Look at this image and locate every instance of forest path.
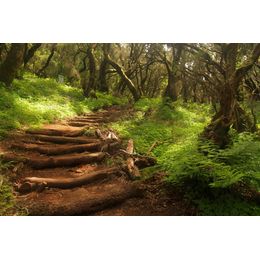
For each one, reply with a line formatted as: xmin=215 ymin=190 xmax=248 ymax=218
xmin=1 ymin=106 xmax=195 ymax=215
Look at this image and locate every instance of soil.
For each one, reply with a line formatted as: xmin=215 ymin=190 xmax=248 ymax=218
xmin=0 ymin=106 xmax=197 ymax=216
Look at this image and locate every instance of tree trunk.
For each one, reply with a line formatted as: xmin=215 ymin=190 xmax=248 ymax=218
xmin=202 ymin=44 xmax=260 ymax=148
xmin=164 ymin=72 xmax=178 ymax=101
xmin=23 ymin=43 xmax=42 ymax=67
xmin=37 ymin=44 xmax=56 ymax=76
xmin=104 ymin=52 xmax=140 ymax=101
xmin=202 ymin=82 xmax=255 ymax=148
xmin=0 ymin=43 xmax=26 ymax=86
xmin=82 ymin=45 xmax=97 ymax=97
xmin=98 ymin=59 xmax=108 ymax=92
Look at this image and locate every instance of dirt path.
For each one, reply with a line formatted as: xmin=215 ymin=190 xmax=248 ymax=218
xmin=1 ymin=106 xmax=196 ymax=216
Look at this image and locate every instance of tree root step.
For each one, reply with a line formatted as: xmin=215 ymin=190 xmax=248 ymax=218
xmin=26 ymin=128 xmax=87 ymax=137
xmin=28 ymin=134 xmax=99 ymax=144
xmin=24 ymin=183 xmax=142 ymax=215
xmin=29 ymin=152 xmax=106 ymax=169
xmin=18 ymin=166 xmax=122 ymax=192
xmin=12 ymin=142 xmax=103 ymax=155
xmin=68 ymin=122 xmax=99 ymax=127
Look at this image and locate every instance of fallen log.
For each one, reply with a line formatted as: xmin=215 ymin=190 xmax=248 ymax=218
xmin=75 ymin=116 xmax=103 ymax=120
xmin=29 ymin=134 xmax=98 ymax=144
xmin=69 ymin=118 xmax=104 ymax=123
xmin=12 ymin=142 xmax=103 ymax=155
xmin=13 ymin=141 xmax=120 ymax=155
xmin=25 ymin=183 xmax=142 ymax=215
xmin=18 ymin=166 xmax=122 ymax=192
xmin=26 ymin=152 xmax=105 ymax=169
xmin=126 ymin=139 xmax=140 ymax=179
xmin=26 ymin=128 xmax=87 ymax=137
xmin=68 ymin=122 xmax=99 ymax=127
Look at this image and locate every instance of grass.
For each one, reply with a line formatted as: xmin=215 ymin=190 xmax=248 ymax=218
xmin=0 ymin=73 xmax=127 ymax=139
xmin=111 ymin=98 xmax=260 ymax=215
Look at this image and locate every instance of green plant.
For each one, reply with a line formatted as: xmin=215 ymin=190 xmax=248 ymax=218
xmin=0 ymin=74 xmax=128 ymax=139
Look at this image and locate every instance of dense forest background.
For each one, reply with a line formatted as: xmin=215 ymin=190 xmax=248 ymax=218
xmin=0 ymin=43 xmax=260 ymax=215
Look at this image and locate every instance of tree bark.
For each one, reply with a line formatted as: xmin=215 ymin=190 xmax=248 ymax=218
xmin=82 ymin=45 xmax=97 ymax=97
xmin=103 ymin=47 xmax=140 ymax=101
xmin=26 ymin=128 xmax=86 ymax=137
xmin=28 ymin=152 xmax=105 ymax=169
xmin=12 ymin=142 xmax=103 ymax=155
xmin=98 ymin=59 xmax=109 ymax=92
xmin=28 ymin=134 xmax=99 ymax=144
xmin=164 ymin=72 xmax=178 ymax=101
xmin=18 ymin=166 xmax=122 ymax=192
xmin=37 ymin=44 xmax=56 ymax=76
xmin=23 ymin=43 xmax=42 ymax=66
xmin=0 ymin=43 xmax=26 ymax=86
xmin=202 ymin=44 xmax=260 ymax=148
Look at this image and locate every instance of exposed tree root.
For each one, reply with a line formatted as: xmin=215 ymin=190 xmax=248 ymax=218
xmin=18 ymin=166 xmax=122 ymax=192
xmin=69 ymin=118 xmax=105 ymax=123
xmin=12 ymin=142 xmax=104 ymax=155
xmin=68 ymin=122 xmax=99 ymax=127
xmin=25 ymin=183 xmax=142 ymax=215
xmin=16 ymin=151 xmax=155 ymax=192
xmin=28 ymin=152 xmax=106 ymax=169
xmin=28 ymin=134 xmax=99 ymax=144
xmin=3 ymin=152 xmax=106 ymax=169
xmin=75 ymin=116 xmax=104 ymax=120
xmin=26 ymin=128 xmax=87 ymax=137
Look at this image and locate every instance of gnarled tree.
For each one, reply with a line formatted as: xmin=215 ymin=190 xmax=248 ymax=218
xmin=103 ymin=44 xmax=140 ymax=101
xmin=0 ymin=43 xmax=26 ymax=86
xmin=187 ymin=43 xmax=260 ymax=147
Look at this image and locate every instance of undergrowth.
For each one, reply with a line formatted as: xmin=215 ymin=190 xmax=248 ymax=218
xmin=0 ymin=160 xmax=15 ymax=215
xmin=111 ymin=98 xmax=260 ymax=215
xmin=0 ymin=73 xmax=127 ymax=139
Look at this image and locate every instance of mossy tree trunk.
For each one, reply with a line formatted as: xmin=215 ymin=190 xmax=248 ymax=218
xmin=23 ymin=43 xmax=42 ymax=67
xmin=81 ymin=44 xmax=97 ymax=97
xmin=0 ymin=43 xmax=26 ymax=87
xmin=98 ymin=59 xmax=108 ymax=93
xmin=103 ymin=45 xmax=140 ymax=101
xmin=164 ymin=66 xmax=178 ymax=101
xmin=202 ymin=44 xmax=260 ymax=148
xmin=162 ymin=44 xmax=183 ymax=101
xmin=37 ymin=44 xmax=56 ymax=77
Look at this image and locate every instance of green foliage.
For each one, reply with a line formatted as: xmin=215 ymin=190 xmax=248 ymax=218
xmin=195 ymin=195 xmax=260 ymax=216
xmin=133 ymin=97 xmax=161 ymax=112
xmin=112 ymin=97 xmax=260 ymax=215
xmin=165 ymin=133 xmax=260 ymax=190
xmin=0 ymin=160 xmax=15 ymax=215
xmin=0 ymin=178 xmax=14 ymax=215
xmin=0 ymin=73 xmax=127 ymax=139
